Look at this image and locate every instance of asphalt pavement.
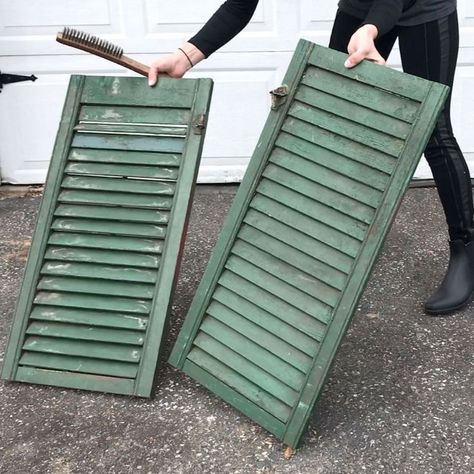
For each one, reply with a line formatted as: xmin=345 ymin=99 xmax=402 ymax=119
xmin=0 ymin=184 xmax=472 ymax=474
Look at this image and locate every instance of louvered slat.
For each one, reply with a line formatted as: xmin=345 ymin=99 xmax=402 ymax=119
xmin=41 ymin=261 xmax=157 ymax=283
xmin=58 ymin=190 xmax=174 ymax=209
xmin=243 ymin=210 xmax=354 ymax=274
xmin=169 ymin=41 xmax=448 ymax=447
xmin=74 ymin=122 xmax=188 ymax=136
xmin=218 ymin=272 xmax=327 ymax=341
xmin=207 ymin=301 xmax=313 ymax=373
xmin=37 ymin=277 xmax=155 ymax=299
xmin=302 ymin=66 xmax=421 ymax=120
xmin=237 ymin=225 xmax=347 ymax=291
xmin=19 ymin=353 xmax=139 ymax=379
xmin=256 ymin=179 xmax=368 ymax=241
xmin=289 ymin=102 xmax=405 ymax=156
xmin=69 ymin=149 xmax=181 ymax=167
xmin=194 ymin=332 xmax=300 ymax=408
xmin=44 ymin=247 xmax=160 ymax=268
xmin=281 ymin=119 xmax=397 ymax=175
xmin=275 ymin=134 xmax=390 ymax=192
xmin=26 ymin=322 xmax=145 ymax=345
xmin=48 ymin=233 xmax=163 ymax=253
xmin=231 ymin=240 xmax=340 ymax=307
xmin=212 ymin=287 xmax=318 ymax=356
xmin=78 ymin=105 xmax=192 ymax=125
xmin=30 ymin=306 xmax=148 ymax=330
xmin=199 ymin=317 xmax=306 ymax=390
xmin=225 ymin=257 xmax=333 ymax=323
xmin=61 ymin=176 xmax=176 ymax=195
xmin=294 ymin=84 xmax=412 ymax=139
xmin=186 ymin=348 xmax=293 ymax=423
xmin=33 ymin=291 xmax=152 ymax=314
xmin=270 ymin=141 xmax=384 ymax=208
xmin=65 ymin=162 xmax=179 ymax=180
xmin=250 ymin=194 xmax=361 ymax=258
xmin=72 ymin=133 xmax=185 ymax=153
xmin=51 ymin=218 xmax=166 ymax=238
xmin=54 ymin=205 xmax=169 ymax=224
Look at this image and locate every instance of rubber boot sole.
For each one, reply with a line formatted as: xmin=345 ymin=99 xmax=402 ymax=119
xmin=424 ymin=289 xmax=474 ymax=316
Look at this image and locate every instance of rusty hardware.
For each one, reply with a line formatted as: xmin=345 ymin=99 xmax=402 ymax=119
xmin=0 ymin=72 xmax=37 ymax=93
xmin=193 ymin=113 xmax=206 ymax=135
xmin=270 ymin=85 xmax=289 ymax=110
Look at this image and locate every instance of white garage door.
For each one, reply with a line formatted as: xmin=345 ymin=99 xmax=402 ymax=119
xmin=0 ymin=0 xmax=473 ymax=184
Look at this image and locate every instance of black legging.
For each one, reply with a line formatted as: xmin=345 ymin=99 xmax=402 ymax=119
xmin=330 ymin=10 xmax=473 ymax=242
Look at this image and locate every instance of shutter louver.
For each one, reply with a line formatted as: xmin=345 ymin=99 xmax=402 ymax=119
xmin=169 ymin=41 xmax=448 ymax=447
xmin=1 ymin=75 xmax=213 ymax=397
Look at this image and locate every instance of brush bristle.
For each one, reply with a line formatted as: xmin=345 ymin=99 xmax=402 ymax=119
xmin=62 ymin=27 xmax=123 ymax=58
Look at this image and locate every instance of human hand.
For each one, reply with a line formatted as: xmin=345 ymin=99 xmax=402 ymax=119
xmin=344 ymin=24 xmax=385 ymax=68
xmin=148 ymin=43 xmax=205 ymax=86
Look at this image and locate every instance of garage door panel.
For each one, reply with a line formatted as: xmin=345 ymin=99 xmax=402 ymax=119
xmin=188 ymin=58 xmax=290 ymax=182
xmin=0 ymin=0 xmax=122 ymax=55
xmin=0 ymin=76 xmax=68 ymax=184
xmin=452 ymin=70 xmax=474 ymax=160
xmin=299 ymin=0 xmax=338 ymax=42
xmin=0 ymin=0 xmax=112 ymax=30
xmin=145 ymin=0 xmax=270 ymax=34
xmin=1 ymin=0 xmax=474 ymax=183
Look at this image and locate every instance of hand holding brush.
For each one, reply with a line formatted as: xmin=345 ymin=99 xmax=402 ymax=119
xmin=56 ymin=27 xmax=204 ymax=86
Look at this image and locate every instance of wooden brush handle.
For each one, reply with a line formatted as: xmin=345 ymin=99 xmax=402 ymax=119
xmin=116 ymin=55 xmax=150 ymax=77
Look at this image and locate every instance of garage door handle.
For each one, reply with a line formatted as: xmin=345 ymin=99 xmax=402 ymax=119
xmin=0 ymin=72 xmax=37 ymax=93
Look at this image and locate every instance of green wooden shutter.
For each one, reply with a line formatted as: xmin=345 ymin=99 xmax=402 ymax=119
xmin=1 ymin=75 xmax=213 ymax=397
xmin=169 ymin=41 xmax=448 ymax=447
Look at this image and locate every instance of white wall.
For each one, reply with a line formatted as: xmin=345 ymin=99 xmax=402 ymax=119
xmin=0 ymin=0 xmax=473 ymax=184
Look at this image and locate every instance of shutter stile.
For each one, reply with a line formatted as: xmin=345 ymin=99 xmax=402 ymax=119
xmin=169 ymin=41 xmax=449 ymax=447
xmin=2 ymin=75 xmax=213 ymax=397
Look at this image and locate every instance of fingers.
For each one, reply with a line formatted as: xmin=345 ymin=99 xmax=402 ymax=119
xmin=148 ymin=65 xmax=158 ymax=87
xmin=344 ymin=50 xmax=366 ymax=68
xmin=344 ymin=50 xmax=385 ymax=68
xmin=370 ymin=55 xmax=385 ymax=66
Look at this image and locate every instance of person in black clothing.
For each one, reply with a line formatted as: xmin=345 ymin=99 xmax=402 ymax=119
xmin=149 ymin=0 xmax=474 ymax=316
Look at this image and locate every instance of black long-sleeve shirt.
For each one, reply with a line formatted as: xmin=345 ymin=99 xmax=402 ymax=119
xmin=189 ymin=0 xmax=259 ymax=58
xmin=343 ymin=0 xmax=456 ymax=30
xmin=189 ymin=0 xmax=456 ymax=57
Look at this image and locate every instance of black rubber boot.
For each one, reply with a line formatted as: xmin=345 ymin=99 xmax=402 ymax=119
xmin=425 ymin=240 xmax=474 ymax=315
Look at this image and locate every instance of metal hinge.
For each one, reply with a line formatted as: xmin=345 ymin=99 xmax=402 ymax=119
xmin=0 ymin=72 xmax=37 ymax=93
xmin=270 ymin=85 xmax=289 ymax=110
xmin=193 ymin=113 xmax=206 ymax=135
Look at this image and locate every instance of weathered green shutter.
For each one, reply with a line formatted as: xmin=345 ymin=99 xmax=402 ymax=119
xmin=1 ymin=75 xmax=213 ymax=397
xmin=169 ymin=41 xmax=448 ymax=447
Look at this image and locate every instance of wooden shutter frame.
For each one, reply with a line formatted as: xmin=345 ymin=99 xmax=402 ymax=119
xmin=2 ymin=75 xmax=213 ymax=397
xmin=169 ymin=40 xmax=449 ymax=447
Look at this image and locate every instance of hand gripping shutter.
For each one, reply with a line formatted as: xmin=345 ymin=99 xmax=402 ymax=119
xmin=169 ymin=41 xmax=448 ymax=447
xmin=1 ymin=75 xmax=213 ymax=397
